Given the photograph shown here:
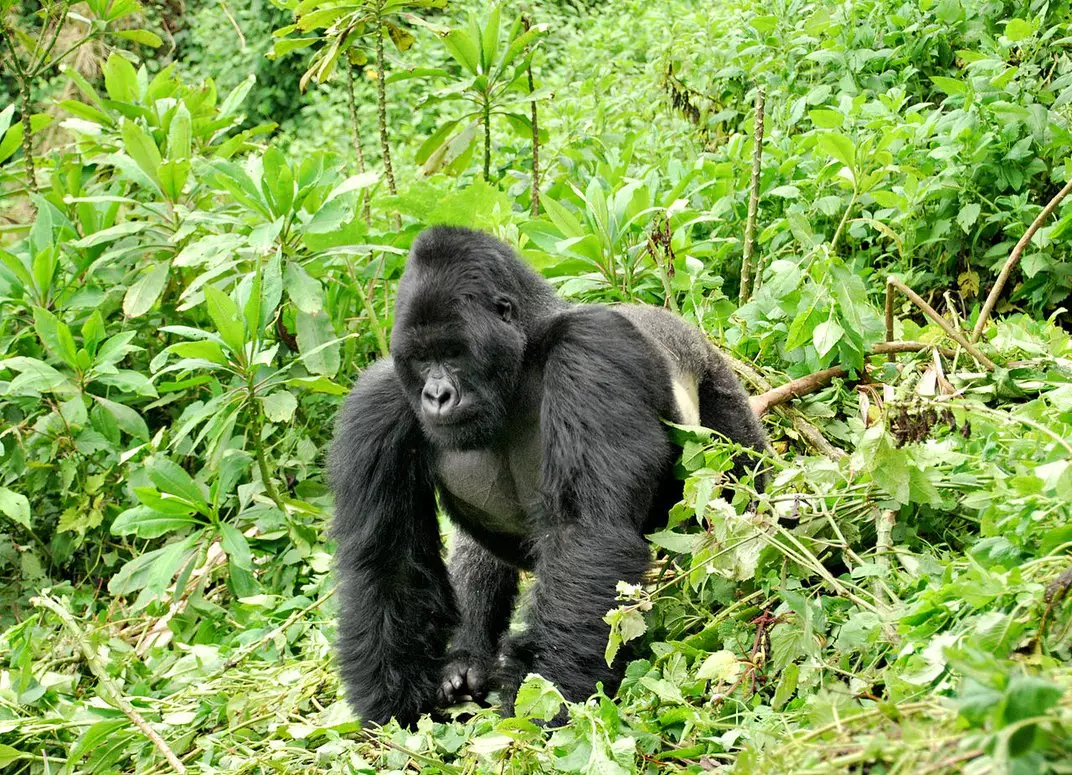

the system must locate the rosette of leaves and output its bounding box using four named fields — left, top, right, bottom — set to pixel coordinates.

left=408, top=4, right=549, bottom=180
left=270, top=0, right=443, bottom=90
